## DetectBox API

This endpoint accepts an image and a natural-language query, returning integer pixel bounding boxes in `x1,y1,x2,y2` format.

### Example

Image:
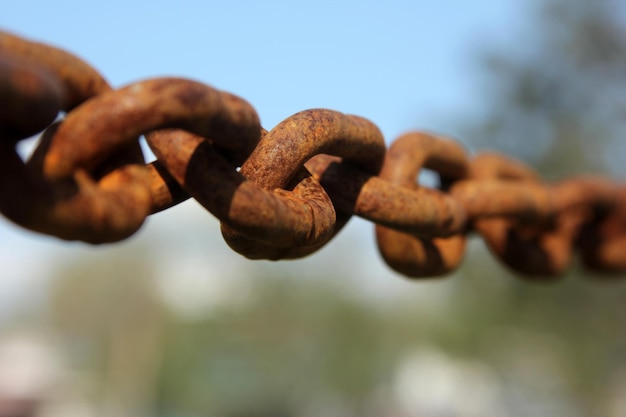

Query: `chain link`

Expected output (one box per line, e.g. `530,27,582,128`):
1,30,624,278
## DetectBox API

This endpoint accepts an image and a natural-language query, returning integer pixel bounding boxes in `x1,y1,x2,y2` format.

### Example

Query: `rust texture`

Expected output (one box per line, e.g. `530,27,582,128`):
0,32,150,243
44,78,261,180
220,109,386,260
455,154,620,277
374,132,469,278
0,31,110,108
1,31,625,278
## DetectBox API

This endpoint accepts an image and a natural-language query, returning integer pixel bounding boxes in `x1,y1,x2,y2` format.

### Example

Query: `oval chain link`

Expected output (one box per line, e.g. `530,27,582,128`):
1,30,625,278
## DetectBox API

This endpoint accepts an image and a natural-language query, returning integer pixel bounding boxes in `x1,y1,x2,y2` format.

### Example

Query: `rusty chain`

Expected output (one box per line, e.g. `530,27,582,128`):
1,30,625,280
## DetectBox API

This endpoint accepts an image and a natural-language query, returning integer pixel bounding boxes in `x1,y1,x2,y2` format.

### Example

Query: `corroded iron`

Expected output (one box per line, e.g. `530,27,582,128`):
0,31,109,109
456,153,616,277
1,30,625,278
0,30,150,243
374,132,469,278
220,109,386,260
579,185,626,272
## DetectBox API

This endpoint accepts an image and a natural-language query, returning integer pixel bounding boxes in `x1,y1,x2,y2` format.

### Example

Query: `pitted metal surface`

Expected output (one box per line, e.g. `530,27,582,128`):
1,30,625,278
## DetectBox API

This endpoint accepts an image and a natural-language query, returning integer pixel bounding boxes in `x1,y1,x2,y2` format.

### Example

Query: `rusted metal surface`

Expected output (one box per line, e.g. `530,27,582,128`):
579,185,626,272
1,30,625,278
374,132,469,278
0,57,62,140
0,31,150,243
0,31,110,109
454,154,617,277
220,109,386,259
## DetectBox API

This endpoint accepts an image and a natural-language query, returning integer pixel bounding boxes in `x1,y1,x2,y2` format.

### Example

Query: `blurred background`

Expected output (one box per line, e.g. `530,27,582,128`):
2,0,626,416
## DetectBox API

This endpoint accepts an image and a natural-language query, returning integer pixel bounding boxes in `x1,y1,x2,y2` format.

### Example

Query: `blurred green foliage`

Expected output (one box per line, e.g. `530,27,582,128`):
464,0,626,179
40,239,626,416
8,0,626,416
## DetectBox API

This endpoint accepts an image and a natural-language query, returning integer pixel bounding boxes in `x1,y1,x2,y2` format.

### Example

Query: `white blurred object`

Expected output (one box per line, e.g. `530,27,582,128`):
607,365,626,417
0,331,99,417
0,332,60,416
154,251,254,319
393,347,504,417
0,334,59,400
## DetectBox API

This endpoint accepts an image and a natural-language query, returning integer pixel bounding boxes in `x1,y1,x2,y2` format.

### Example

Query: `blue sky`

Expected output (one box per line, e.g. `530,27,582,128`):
0,1,533,315
3,0,528,139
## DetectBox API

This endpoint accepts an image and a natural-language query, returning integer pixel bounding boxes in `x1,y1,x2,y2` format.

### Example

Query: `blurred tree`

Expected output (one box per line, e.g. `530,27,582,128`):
451,0,626,414
154,276,406,417
45,246,166,417
463,0,626,179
